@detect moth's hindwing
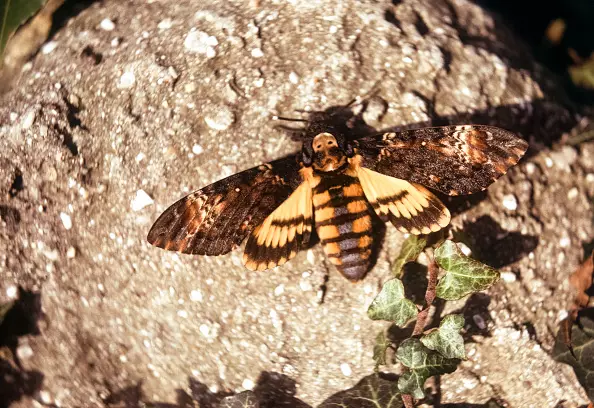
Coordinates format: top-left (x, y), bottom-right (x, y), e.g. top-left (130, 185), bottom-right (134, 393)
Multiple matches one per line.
top-left (147, 155), bottom-right (302, 256)
top-left (243, 179), bottom-right (313, 271)
top-left (357, 166), bottom-right (450, 235)
top-left (357, 125), bottom-right (528, 196)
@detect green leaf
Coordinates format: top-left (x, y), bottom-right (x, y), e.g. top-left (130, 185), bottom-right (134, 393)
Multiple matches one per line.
top-left (434, 240), bottom-right (500, 300)
top-left (396, 338), bottom-right (459, 399)
top-left (552, 313), bottom-right (594, 401)
top-left (367, 279), bottom-right (418, 326)
top-left (218, 391), bottom-right (259, 408)
top-left (373, 330), bottom-right (391, 367)
top-left (318, 373), bottom-right (402, 407)
top-left (0, 300), bottom-right (14, 325)
top-left (421, 314), bottom-right (466, 359)
top-left (0, 0), bottom-right (48, 59)
top-left (392, 235), bottom-right (427, 278)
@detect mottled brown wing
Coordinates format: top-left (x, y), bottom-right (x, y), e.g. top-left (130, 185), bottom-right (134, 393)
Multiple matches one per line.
top-left (356, 125), bottom-right (528, 195)
top-left (147, 155), bottom-right (303, 256)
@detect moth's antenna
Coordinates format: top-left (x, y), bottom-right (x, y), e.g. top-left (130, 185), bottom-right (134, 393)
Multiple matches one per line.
top-left (272, 115), bottom-right (309, 122)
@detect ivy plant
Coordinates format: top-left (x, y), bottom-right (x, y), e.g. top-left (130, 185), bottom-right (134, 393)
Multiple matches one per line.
top-left (368, 236), bottom-right (500, 407)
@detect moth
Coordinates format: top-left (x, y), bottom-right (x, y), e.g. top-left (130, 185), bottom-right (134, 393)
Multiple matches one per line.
top-left (147, 105), bottom-right (528, 281)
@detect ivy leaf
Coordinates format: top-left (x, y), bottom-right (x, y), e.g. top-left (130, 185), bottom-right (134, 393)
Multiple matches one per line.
top-left (552, 312), bottom-right (594, 402)
top-left (0, 0), bottom-right (48, 59)
top-left (367, 279), bottom-right (418, 326)
top-left (434, 240), bottom-right (500, 300)
top-left (318, 373), bottom-right (402, 407)
top-left (219, 391), bottom-right (259, 408)
top-left (421, 314), bottom-right (466, 359)
top-left (373, 330), bottom-right (391, 367)
top-left (396, 338), bottom-right (459, 399)
top-left (392, 235), bottom-right (427, 278)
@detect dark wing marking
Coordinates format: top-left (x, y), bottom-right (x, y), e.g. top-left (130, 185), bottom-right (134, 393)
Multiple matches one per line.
top-left (243, 179), bottom-right (313, 271)
top-left (147, 155), bottom-right (303, 256)
top-left (357, 166), bottom-right (450, 234)
top-left (356, 125), bottom-right (528, 195)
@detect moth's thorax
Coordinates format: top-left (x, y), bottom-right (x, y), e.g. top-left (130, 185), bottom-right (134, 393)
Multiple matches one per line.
top-left (311, 133), bottom-right (347, 172)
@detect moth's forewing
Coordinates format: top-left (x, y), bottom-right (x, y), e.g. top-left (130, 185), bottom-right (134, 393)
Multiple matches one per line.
top-left (356, 125), bottom-right (528, 196)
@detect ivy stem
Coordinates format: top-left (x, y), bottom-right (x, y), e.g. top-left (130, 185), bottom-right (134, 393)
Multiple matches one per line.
top-left (401, 259), bottom-right (439, 407)
top-left (412, 259), bottom-right (438, 336)
top-left (402, 394), bottom-right (415, 408)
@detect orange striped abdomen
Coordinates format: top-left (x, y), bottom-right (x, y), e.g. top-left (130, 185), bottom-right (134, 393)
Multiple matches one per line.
top-left (313, 174), bottom-right (373, 281)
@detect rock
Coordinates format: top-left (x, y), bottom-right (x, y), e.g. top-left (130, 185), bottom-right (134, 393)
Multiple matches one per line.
top-left (0, 0), bottom-right (588, 406)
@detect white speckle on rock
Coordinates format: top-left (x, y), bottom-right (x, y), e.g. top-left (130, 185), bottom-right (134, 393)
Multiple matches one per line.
top-left (118, 71), bottom-right (136, 88)
top-left (135, 152), bottom-right (145, 163)
top-left (567, 187), bottom-right (578, 199)
top-left (131, 189), bottom-right (154, 211)
top-left (472, 314), bottom-right (486, 330)
top-left (457, 242), bottom-right (472, 256)
top-left (41, 41), bottom-right (58, 54)
top-left (6, 286), bottom-right (17, 299)
top-left (274, 284), bottom-right (285, 296)
top-left (206, 47), bottom-right (216, 59)
top-left (253, 77), bottom-right (264, 87)
top-left (9, 112), bottom-right (18, 122)
top-left (403, 56), bottom-right (413, 63)
top-left (340, 363), bottom-right (352, 376)
top-left (192, 144), bottom-right (204, 155)
top-left (299, 280), bottom-right (312, 292)
top-left (40, 391), bottom-right (52, 405)
top-left (502, 194), bottom-right (518, 211)
top-left (66, 246), bottom-right (76, 259)
top-left (177, 310), bottom-right (188, 318)
top-left (558, 309), bottom-right (569, 322)
top-left (199, 324), bottom-right (211, 337)
top-left (204, 106), bottom-right (235, 131)
top-left (242, 378), bottom-right (255, 390)
top-left (306, 249), bottom-right (315, 264)
top-left (462, 377), bottom-right (478, 389)
top-left (184, 30), bottom-right (218, 58)
top-left (559, 236), bottom-right (570, 248)
top-left (100, 18), bottom-right (116, 31)
top-left (525, 162), bottom-right (536, 175)
top-left (544, 156), bottom-right (553, 168)
top-left (190, 290), bottom-right (203, 302)
top-left (43, 248), bottom-right (59, 261)
top-left (21, 109), bottom-right (36, 129)
top-left (500, 271), bottom-right (517, 283)
top-left (157, 18), bottom-right (173, 30)
top-left (329, 25), bottom-right (338, 34)
top-left (60, 212), bottom-right (72, 230)
top-left (289, 71), bottom-right (299, 84)
top-left (251, 48), bottom-right (264, 58)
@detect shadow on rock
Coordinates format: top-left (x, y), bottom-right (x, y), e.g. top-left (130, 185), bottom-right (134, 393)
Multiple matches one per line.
top-left (455, 293), bottom-right (494, 340)
top-left (441, 397), bottom-right (507, 407)
top-left (0, 287), bottom-right (44, 368)
top-left (0, 287), bottom-right (46, 408)
top-left (0, 358), bottom-right (45, 408)
top-left (455, 215), bottom-right (539, 269)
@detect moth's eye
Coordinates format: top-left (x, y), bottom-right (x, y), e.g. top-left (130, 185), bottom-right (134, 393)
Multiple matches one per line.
top-left (316, 144), bottom-right (322, 149)
top-left (327, 140), bottom-right (333, 145)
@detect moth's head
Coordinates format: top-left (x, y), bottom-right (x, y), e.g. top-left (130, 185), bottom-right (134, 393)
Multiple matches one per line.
top-left (302, 132), bottom-right (354, 172)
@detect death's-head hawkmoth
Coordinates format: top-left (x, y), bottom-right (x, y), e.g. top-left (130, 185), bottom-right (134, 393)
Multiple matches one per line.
top-left (147, 102), bottom-right (528, 281)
